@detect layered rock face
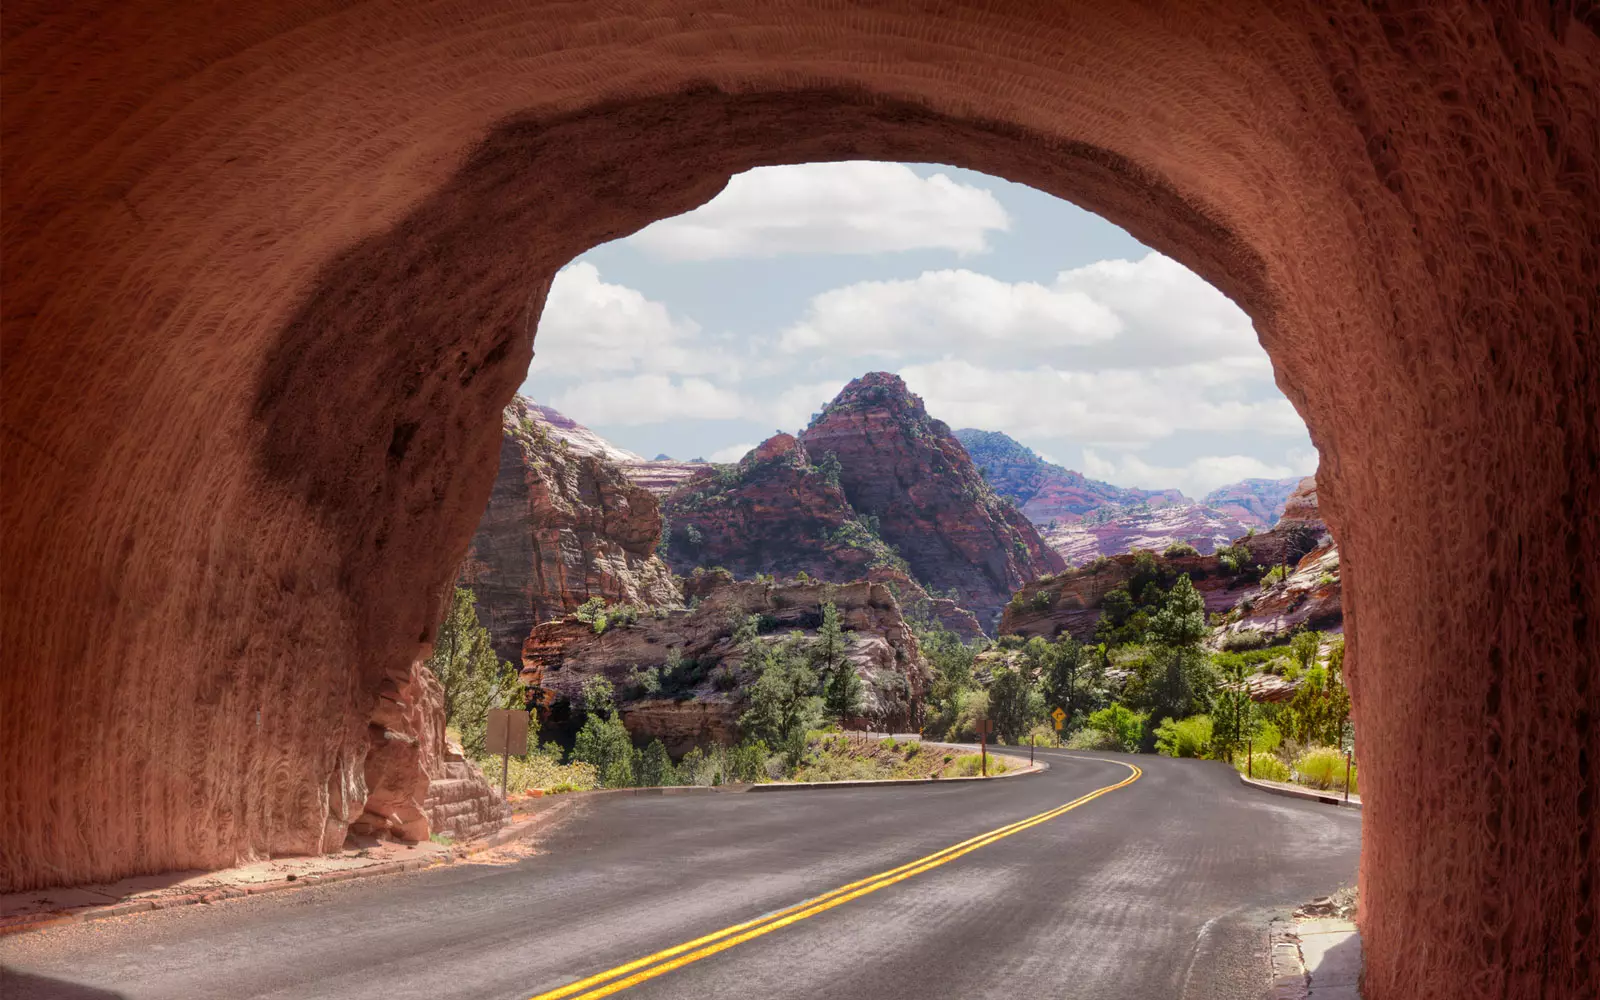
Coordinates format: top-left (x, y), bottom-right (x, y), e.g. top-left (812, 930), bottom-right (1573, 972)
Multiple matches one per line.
top-left (1217, 538), bottom-right (1344, 645)
top-left (522, 574), bottom-right (931, 752)
top-left (354, 660), bottom-right (507, 845)
top-left (5, 6), bottom-right (1596, 996)
top-left (1043, 502), bottom-right (1252, 566)
top-left (1203, 477), bottom-right (1303, 529)
top-left (1000, 551), bottom-right (1258, 641)
top-left (458, 397), bottom-right (679, 664)
top-left (1001, 479), bottom-right (1334, 642)
top-left (799, 375), bottom-right (1065, 625)
top-left (1239, 477), bottom-right (1327, 568)
top-left (659, 433), bottom-right (900, 583)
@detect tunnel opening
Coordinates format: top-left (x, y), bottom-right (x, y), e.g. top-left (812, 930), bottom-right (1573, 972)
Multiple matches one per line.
top-left (3, 5), bottom-right (1596, 997)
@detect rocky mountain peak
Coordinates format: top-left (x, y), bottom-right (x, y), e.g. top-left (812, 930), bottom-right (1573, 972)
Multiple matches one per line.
top-left (798, 374), bottom-right (1065, 626)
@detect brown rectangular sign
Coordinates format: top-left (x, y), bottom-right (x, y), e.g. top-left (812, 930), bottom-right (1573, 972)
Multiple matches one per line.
top-left (485, 708), bottom-right (530, 756)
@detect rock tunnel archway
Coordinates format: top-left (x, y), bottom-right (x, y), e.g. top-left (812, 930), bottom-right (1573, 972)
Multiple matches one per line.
top-left (2, 3), bottom-right (1595, 995)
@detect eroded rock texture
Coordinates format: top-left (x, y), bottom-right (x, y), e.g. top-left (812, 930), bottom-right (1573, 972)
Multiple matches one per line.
top-left (522, 574), bottom-right (930, 751)
top-left (459, 397), bottom-right (679, 664)
top-left (2, 3), bottom-right (1596, 994)
top-left (799, 374), bottom-right (1066, 625)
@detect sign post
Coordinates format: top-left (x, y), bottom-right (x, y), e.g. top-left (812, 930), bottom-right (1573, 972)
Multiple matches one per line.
top-left (976, 718), bottom-right (992, 776)
top-left (485, 708), bottom-right (530, 799)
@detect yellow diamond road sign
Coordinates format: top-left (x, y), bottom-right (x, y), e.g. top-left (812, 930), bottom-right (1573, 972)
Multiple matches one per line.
top-left (1051, 707), bottom-right (1067, 723)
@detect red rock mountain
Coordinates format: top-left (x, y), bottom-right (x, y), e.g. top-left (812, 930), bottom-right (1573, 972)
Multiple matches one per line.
top-left (798, 373), bottom-right (1065, 626)
top-left (1203, 477), bottom-right (1304, 528)
top-left (659, 432), bottom-right (903, 583)
top-left (457, 397), bottom-right (679, 665)
top-left (1043, 502), bottom-right (1252, 565)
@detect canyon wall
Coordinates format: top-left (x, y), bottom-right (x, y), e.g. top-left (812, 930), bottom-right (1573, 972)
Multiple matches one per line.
top-left (3, 4), bottom-right (1595, 995)
top-left (522, 575), bottom-right (931, 751)
top-left (459, 397), bottom-right (679, 664)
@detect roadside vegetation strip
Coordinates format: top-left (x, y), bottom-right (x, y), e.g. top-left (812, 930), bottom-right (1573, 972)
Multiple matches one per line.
top-left (527, 759), bottom-right (1142, 1000)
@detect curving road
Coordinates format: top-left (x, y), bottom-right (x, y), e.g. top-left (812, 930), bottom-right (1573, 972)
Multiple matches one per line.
top-left (1, 751), bottom-right (1360, 1000)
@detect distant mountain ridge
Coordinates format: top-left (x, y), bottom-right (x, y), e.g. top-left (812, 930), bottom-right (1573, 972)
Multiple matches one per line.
top-left (955, 427), bottom-right (1303, 564)
top-left (955, 429), bottom-right (1191, 522)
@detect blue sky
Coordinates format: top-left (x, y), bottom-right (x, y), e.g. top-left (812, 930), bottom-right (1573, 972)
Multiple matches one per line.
top-left (519, 162), bottom-right (1315, 500)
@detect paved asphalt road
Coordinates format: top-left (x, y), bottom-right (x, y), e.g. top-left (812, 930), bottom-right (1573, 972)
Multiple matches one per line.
top-left (2, 750), bottom-right (1360, 1000)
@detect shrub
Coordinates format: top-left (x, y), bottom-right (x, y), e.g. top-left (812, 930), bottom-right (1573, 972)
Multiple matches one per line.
top-left (1153, 715), bottom-right (1213, 758)
top-left (1260, 564), bottom-right (1289, 588)
top-left (572, 711), bottom-right (635, 788)
top-left (711, 664), bottom-right (740, 691)
top-left (1235, 752), bottom-right (1292, 782)
top-left (1064, 727), bottom-right (1121, 751)
top-left (627, 665), bottom-right (661, 698)
top-left (1218, 629), bottom-right (1267, 652)
top-left (1317, 573), bottom-right (1336, 587)
top-left (1085, 703), bottom-right (1147, 752)
top-left (477, 749), bottom-right (599, 795)
top-left (947, 753), bottom-right (1010, 777)
top-left (1295, 746), bottom-right (1357, 791)
top-left (1031, 590), bottom-right (1055, 611)
top-left (1164, 541), bottom-right (1200, 559)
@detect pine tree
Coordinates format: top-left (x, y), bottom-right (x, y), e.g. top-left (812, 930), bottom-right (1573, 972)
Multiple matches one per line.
top-left (813, 602), bottom-right (862, 724)
top-left (425, 587), bottom-right (520, 758)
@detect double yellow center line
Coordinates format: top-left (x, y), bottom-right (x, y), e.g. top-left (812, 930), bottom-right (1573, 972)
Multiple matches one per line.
top-left (529, 758), bottom-right (1141, 1000)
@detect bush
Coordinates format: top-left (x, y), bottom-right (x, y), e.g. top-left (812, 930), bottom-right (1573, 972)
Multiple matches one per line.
top-left (477, 749), bottom-right (599, 795)
top-left (1085, 703), bottom-right (1146, 752)
top-left (1218, 629), bottom-right (1267, 652)
top-left (1260, 565), bottom-right (1289, 589)
top-left (1064, 727), bottom-right (1121, 751)
top-left (947, 753), bottom-right (1010, 777)
top-left (1031, 590), bottom-right (1055, 611)
top-left (1164, 541), bottom-right (1200, 559)
top-left (1153, 715), bottom-right (1213, 758)
top-left (1235, 752), bottom-right (1291, 782)
top-left (1295, 746), bottom-right (1357, 791)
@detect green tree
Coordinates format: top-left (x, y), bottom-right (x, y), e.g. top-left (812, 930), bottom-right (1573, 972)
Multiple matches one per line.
top-left (580, 676), bottom-right (616, 717)
top-left (1290, 629), bottom-right (1322, 671)
top-left (1210, 651), bottom-right (1256, 761)
top-left (813, 602), bottom-right (863, 723)
top-left (1139, 574), bottom-right (1214, 748)
top-left (987, 665), bottom-right (1039, 743)
top-left (572, 710), bottom-right (635, 787)
top-left (426, 587), bottom-right (520, 758)
top-left (635, 739), bottom-right (674, 787)
top-left (1033, 635), bottom-right (1103, 731)
top-left (740, 633), bottom-right (821, 769)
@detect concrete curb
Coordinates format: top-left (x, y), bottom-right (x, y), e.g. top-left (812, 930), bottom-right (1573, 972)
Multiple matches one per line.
top-left (1238, 773), bottom-right (1362, 810)
top-left (0, 751), bottom-right (1043, 937)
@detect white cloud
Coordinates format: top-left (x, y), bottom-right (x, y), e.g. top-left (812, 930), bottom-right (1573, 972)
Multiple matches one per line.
top-left (708, 442), bottom-right (758, 463)
top-left (898, 359), bottom-right (1305, 448)
top-left (780, 269), bottom-right (1120, 356)
top-left (549, 375), bottom-right (751, 426)
top-left (531, 263), bottom-right (715, 377)
top-left (1080, 449), bottom-right (1315, 501)
top-left (627, 162), bottom-right (1009, 261)
top-left (769, 379), bottom-right (850, 430)
top-left (777, 252), bottom-right (1260, 369)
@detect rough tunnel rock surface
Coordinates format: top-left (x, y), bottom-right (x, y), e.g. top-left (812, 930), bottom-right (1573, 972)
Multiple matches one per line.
top-left (2, 3), bottom-right (1596, 996)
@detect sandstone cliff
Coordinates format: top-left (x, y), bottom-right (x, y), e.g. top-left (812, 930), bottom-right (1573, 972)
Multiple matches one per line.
top-left (1215, 537), bottom-right (1344, 645)
top-left (522, 574), bottom-right (930, 753)
top-left (1203, 477), bottom-right (1303, 528)
top-left (1041, 502), bottom-right (1252, 566)
top-left (1000, 476), bottom-right (1337, 643)
top-left (350, 659), bottom-right (508, 845)
top-left (659, 433), bottom-right (903, 583)
top-left (799, 374), bottom-right (1065, 626)
top-left (458, 397), bottom-right (680, 665)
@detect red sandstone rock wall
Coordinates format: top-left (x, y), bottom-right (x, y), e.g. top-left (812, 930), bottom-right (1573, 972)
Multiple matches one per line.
top-left (2, 4), bottom-right (1595, 994)
top-left (522, 576), bottom-right (931, 751)
top-left (459, 397), bottom-right (679, 664)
